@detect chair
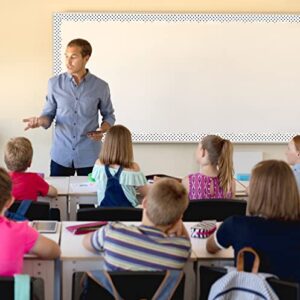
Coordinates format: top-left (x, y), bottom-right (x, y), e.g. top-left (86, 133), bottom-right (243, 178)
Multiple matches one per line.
top-left (0, 276), bottom-right (44, 300)
top-left (183, 198), bottom-right (247, 221)
top-left (72, 271), bottom-right (185, 300)
top-left (199, 265), bottom-right (300, 300)
top-left (8, 201), bottom-right (60, 221)
top-left (77, 207), bottom-right (143, 221)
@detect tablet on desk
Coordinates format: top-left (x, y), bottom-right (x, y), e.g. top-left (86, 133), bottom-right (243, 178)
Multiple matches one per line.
top-left (32, 221), bottom-right (58, 233)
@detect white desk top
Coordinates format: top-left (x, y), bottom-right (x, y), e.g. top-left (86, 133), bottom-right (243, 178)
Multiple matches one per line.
top-left (46, 176), bottom-right (70, 195)
top-left (68, 176), bottom-right (97, 195)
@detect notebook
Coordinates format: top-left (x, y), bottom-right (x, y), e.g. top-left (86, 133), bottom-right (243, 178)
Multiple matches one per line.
top-left (32, 221), bottom-right (58, 233)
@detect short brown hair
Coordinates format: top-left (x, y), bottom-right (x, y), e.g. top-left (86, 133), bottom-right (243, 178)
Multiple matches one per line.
top-left (99, 125), bottom-right (134, 168)
top-left (293, 135), bottom-right (300, 151)
top-left (67, 38), bottom-right (92, 57)
top-left (146, 178), bottom-right (189, 226)
top-left (247, 160), bottom-right (300, 220)
top-left (4, 137), bottom-right (33, 172)
top-left (201, 135), bottom-right (234, 194)
top-left (0, 167), bottom-right (12, 211)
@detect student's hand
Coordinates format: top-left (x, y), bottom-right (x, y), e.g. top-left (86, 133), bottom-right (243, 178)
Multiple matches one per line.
top-left (167, 220), bottom-right (187, 237)
top-left (23, 117), bottom-right (41, 130)
top-left (87, 129), bottom-right (104, 141)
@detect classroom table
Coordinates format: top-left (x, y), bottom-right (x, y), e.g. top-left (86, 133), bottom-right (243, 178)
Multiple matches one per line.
top-left (23, 222), bottom-right (62, 300)
top-left (60, 221), bottom-right (197, 300)
top-left (38, 176), bottom-right (70, 221)
top-left (235, 180), bottom-right (249, 199)
top-left (68, 176), bottom-right (97, 221)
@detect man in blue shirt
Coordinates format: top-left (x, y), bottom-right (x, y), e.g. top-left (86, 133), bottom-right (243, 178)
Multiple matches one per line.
top-left (23, 39), bottom-right (115, 176)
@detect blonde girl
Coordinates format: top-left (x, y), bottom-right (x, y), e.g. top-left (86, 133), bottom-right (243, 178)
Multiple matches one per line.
top-left (92, 125), bottom-right (148, 207)
top-left (182, 135), bottom-right (235, 199)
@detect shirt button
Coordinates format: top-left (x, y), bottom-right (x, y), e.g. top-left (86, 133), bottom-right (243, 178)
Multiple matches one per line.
top-left (74, 123), bottom-right (76, 125)
top-left (76, 98), bottom-right (79, 100)
top-left (73, 136), bottom-right (75, 138)
top-left (73, 148), bottom-right (75, 150)
top-left (75, 111), bottom-right (77, 114)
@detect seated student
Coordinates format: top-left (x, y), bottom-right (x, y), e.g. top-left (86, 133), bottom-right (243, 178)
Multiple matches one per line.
top-left (91, 125), bottom-right (148, 207)
top-left (182, 135), bottom-right (235, 199)
top-left (83, 178), bottom-right (191, 270)
top-left (0, 167), bottom-right (60, 276)
top-left (285, 135), bottom-right (300, 190)
top-left (207, 160), bottom-right (300, 284)
top-left (4, 137), bottom-right (57, 201)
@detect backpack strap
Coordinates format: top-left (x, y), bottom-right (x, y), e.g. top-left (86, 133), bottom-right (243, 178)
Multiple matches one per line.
top-left (6, 200), bottom-right (32, 221)
top-left (237, 247), bottom-right (260, 273)
top-left (87, 270), bottom-right (122, 300)
top-left (152, 270), bottom-right (184, 300)
top-left (14, 274), bottom-right (30, 300)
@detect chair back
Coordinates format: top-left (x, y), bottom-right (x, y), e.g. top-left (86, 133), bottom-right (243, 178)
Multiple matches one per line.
top-left (73, 271), bottom-right (185, 300)
top-left (183, 198), bottom-right (247, 221)
top-left (199, 265), bottom-right (300, 300)
top-left (77, 207), bottom-right (143, 221)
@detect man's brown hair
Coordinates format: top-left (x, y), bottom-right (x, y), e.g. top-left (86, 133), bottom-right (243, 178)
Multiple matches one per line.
top-left (146, 178), bottom-right (189, 226)
top-left (67, 38), bottom-right (92, 57)
top-left (247, 160), bottom-right (300, 220)
top-left (4, 137), bottom-right (33, 172)
top-left (0, 167), bottom-right (12, 212)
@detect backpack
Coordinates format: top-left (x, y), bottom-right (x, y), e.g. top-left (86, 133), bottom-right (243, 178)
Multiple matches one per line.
top-left (208, 247), bottom-right (279, 300)
top-left (5, 200), bottom-right (32, 221)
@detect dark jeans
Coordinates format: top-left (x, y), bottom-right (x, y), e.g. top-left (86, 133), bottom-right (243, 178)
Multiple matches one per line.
top-left (50, 160), bottom-right (93, 177)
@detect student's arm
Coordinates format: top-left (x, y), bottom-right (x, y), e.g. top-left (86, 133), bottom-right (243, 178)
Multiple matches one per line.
top-left (181, 176), bottom-right (190, 193)
top-left (167, 219), bottom-right (190, 239)
top-left (82, 233), bottom-right (96, 253)
top-left (83, 227), bottom-right (106, 253)
top-left (131, 162), bottom-right (149, 197)
top-left (23, 116), bottom-right (51, 131)
top-left (206, 234), bottom-right (222, 254)
top-left (29, 235), bottom-right (61, 259)
top-left (47, 185), bottom-right (58, 197)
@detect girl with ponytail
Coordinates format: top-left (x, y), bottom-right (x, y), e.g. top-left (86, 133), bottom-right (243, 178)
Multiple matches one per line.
top-left (182, 135), bottom-right (235, 199)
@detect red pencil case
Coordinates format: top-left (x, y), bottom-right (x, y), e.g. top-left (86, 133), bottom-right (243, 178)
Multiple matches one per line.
top-left (66, 221), bottom-right (108, 235)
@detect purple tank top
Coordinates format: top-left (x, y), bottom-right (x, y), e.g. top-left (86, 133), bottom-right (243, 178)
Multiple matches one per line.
top-left (188, 172), bottom-right (232, 200)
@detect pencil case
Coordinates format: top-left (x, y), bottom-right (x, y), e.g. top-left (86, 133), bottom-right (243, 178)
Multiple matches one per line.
top-left (190, 220), bottom-right (217, 239)
top-left (66, 221), bottom-right (107, 235)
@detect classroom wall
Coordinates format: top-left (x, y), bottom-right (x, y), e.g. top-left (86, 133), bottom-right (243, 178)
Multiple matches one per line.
top-left (0, 0), bottom-right (298, 176)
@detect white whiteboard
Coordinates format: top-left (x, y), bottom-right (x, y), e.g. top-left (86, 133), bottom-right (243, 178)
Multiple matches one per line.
top-left (53, 13), bottom-right (300, 143)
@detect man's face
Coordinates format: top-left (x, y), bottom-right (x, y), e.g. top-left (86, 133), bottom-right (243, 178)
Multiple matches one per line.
top-left (65, 46), bottom-right (89, 75)
top-left (285, 140), bottom-right (300, 166)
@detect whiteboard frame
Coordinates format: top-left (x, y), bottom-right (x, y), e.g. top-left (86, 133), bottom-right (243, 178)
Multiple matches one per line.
top-left (53, 12), bottom-right (300, 143)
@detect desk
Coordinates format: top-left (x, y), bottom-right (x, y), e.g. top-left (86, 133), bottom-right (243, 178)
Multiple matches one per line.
top-left (235, 180), bottom-right (249, 199)
top-left (60, 221), bottom-right (197, 300)
top-left (24, 223), bottom-right (61, 300)
top-left (38, 177), bottom-right (70, 221)
top-left (68, 177), bottom-right (97, 221)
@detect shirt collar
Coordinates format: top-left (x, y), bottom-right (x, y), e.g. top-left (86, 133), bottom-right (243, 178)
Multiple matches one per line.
top-left (67, 69), bottom-right (91, 82)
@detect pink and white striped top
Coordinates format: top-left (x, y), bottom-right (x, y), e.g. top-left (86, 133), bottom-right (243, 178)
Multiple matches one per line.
top-left (188, 172), bottom-right (232, 200)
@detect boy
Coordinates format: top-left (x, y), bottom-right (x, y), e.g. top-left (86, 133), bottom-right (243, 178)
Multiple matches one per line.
top-left (0, 167), bottom-right (60, 276)
top-left (83, 178), bottom-right (191, 270)
top-left (4, 137), bottom-right (57, 201)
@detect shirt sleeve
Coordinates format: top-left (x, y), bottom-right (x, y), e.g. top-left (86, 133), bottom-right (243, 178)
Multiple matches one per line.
top-left (98, 83), bottom-right (115, 126)
top-left (34, 174), bottom-right (50, 197)
top-left (91, 225), bottom-right (107, 252)
top-left (23, 222), bottom-right (40, 253)
top-left (215, 216), bottom-right (235, 249)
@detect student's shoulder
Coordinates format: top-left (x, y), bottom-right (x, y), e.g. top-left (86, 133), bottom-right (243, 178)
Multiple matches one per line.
top-left (128, 162), bottom-right (141, 172)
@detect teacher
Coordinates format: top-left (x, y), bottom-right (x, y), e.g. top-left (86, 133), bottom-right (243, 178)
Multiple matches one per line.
top-left (23, 38), bottom-right (115, 176)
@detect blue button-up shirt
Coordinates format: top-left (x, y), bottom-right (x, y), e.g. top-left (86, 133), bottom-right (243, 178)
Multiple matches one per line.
top-left (41, 71), bottom-right (115, 168)
top-left (293, 163), bottom-right (300, 191)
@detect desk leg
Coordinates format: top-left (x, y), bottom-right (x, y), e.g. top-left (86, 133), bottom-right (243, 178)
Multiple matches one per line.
top-left (38, 196), bottom-right (68, 221)
top-left (23, 260), bottom-right (55, 300)
top-left (62, 259), bottom-right (105, 300)
top-left (68, 196), bottom-right (98, 221)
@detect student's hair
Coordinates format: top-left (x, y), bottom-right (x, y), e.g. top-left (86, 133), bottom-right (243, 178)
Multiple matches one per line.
top-left (67, 38), bottom-right (92, 57)
top-left (0, 167), bottom-right (12, 212)
top-left (201, 135), bottom-right (234, 194)
top-left (292, 135), bottom-right (300, 151)
top-left (146, 178), bottom-right (189, 226)
top-left (99, 125), bottom-right (134, 168)
top-left (4, 137), bottom-right (33, 172)
top-left (247, 160), bottom-right (300, 221)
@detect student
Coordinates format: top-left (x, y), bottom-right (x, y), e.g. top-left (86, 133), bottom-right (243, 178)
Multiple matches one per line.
top-left (4, 137), bottom-right (57, 201)
top-left (0, 167), bottom-right (60, 276)
top-left (207, 160), bottom-right (300, 283)
top-left (182, 135), bottom-right (235, 199)
top-left (91, 125), bottom-right (148, 207)
top-left (83, 178), bottom-right (191, 270)
top-left (285, 135), bottom-right (300, 189)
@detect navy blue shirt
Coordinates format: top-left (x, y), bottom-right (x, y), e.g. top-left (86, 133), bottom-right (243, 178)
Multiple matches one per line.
top-left (41, 71), bottom-right (115, 168)
top-left (215, 215), bottom-right (300, 283)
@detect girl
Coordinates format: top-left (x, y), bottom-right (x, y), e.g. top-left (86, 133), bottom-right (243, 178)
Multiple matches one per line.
top-left (0, 167), bottom-right (60, 276)
top-left (92, 125), bottom-right (148, 207)
top-left (182, 135), bottom-right (235, 199)
top-left (285, 135), bottom-right (300, 190)
top-left (207, 160), bottom-right (300, 283)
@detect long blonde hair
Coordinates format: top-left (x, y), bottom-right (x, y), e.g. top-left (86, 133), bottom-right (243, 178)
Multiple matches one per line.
top-left (201, 135), bottom-right (234, 194)
top-left (99, 125), bottom-right (134, 168)
top-left (247, 160), bottom-right (300, 221)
